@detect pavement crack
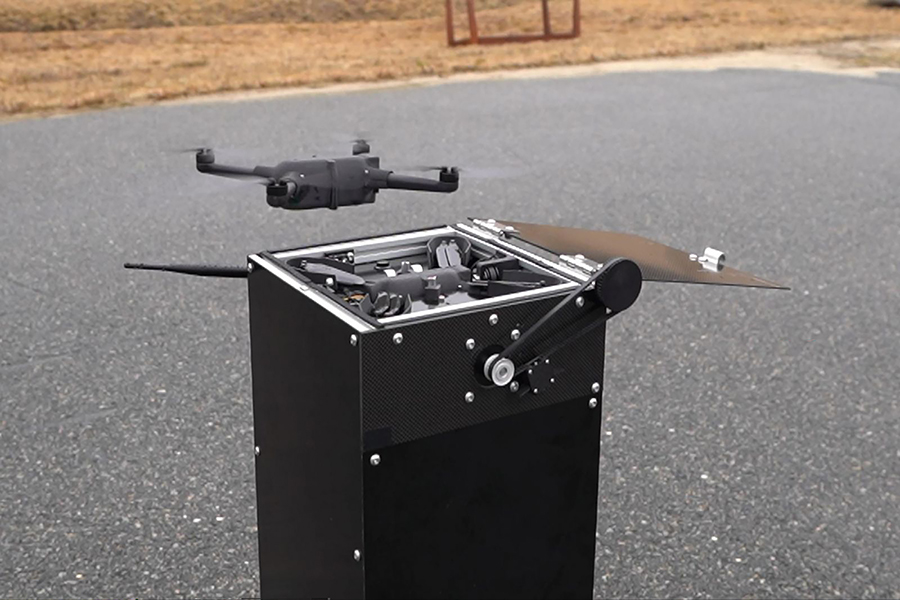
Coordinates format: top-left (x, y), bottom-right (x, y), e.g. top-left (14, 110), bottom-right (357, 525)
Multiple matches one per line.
top-left (47, 408), bottom-right (119, 429)
top-left (0, 273), bottom-right (48, 297)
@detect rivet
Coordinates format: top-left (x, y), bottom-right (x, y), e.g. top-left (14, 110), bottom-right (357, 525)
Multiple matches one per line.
top-left (510, 329), bottom-right (521, 341)
top-left (575, 296), bottom-right (585, 308)
top-left (533, 388), bottom-right (539, 395)
top-left (465, 391), bottom-right (475, 403)
top-left (353, 549), bottom-right (361, 561)
top-left (509, 381), bottom-right (520, 393)
top-left (589, 398), bottom-right (598, 409)
top-left (466, 338), bottom-right (476, 350)
top-left (591, 382), bottom-right (600, 393)
top-left (550, 377), bottom-right (555, 384)
top-left (545, 358), bottom-right (550, 365)
top-left (393, 333), bottom-right (403, 345)
top-left (247, 263), bottom-right (254, 273)
top-left (489, 314), bottom-right (499, 326)
top-left (370, 454), bottom-right (381, 466)
top-left (326, 277), bottom-right (335, 287)
top-left (349, 334), bottom-right (358, 346)
top-left (254, 446), bottom-right (260, 456)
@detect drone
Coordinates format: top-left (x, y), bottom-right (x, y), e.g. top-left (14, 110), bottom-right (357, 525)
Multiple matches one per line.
top-left (190, 141), bottom-right (458, 210)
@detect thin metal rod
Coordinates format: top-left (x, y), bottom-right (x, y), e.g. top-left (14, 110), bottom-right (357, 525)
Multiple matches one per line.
top-left (542, 0), bottom-right (552, 36)
top-left (466, 0), bottom-right (479, 44)
top-left (573, 0), bottom-right (581, 37)
top-left (445, 0), bottom-right (456, 46)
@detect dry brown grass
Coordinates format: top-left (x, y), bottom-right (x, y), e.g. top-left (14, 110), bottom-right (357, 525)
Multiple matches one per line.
top-left (0, 0), bottom-right (527, 32)
top-left (2, 0), bottom-right (900, 117)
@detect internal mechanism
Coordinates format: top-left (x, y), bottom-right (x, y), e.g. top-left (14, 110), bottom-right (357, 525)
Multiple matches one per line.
top-left (282, 234), bottom-right (565, 319)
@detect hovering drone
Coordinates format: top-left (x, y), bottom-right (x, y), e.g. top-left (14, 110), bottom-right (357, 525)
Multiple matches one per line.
top-left (191, 141), bottom-right (458, 211)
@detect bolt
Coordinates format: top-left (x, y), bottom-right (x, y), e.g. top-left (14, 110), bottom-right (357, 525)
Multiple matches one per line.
top-left (465, 391), bottom-right (475, 403)
top-left (370, 454), bottom-right (381, 466)
top-left (591, 382), bottom-right (600, 393)
top-left (393, 333), bottom-right (403, 345)
top-left (349, 334), bottom-right (358, 346)
top-left (550, 377), bottom-right (555, 384)
top-left (489, 314), bottom-right (499, 326)
top-left (545, 358), bottom-right (550, 365)
top-left (589, 398), bottom-right (598, 409)
top-left (466, 338), bottom-right (476, 351)
top-left (575, 296), bottom-right (585, 308)
top-left (254, 446), bottom-right (260, 456)
top-left (533, 388), bottom-right (539, 395)
top-left (509, 381), bottom-right (520, 393)
top-left (247, 263), bottom-right (254, 273)
top-left (353, 549), bottom-right (361, 562)
top-left (510, 329), bottom-right (521, 341)
top-left (326, 277), bottom-right (335, 287)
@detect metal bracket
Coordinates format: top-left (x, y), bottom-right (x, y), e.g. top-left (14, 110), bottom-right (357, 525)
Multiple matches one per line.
top-left (689, 247), bottom-right (726, 272)
top-left (471, 218), bottom-right (518, 238)
top-left (559, 254), bottom-right (599, 274)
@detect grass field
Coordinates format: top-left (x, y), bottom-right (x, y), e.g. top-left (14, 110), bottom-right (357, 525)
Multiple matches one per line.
top-left (2, 0), bottom-right (900, 117)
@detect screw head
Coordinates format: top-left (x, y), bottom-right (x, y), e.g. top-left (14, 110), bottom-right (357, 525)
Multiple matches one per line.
top-left (510, 329), bottom-right (521, 341)
top-left (370, 454), bottom-right (381, 466)
top-left (353, 549), bottom-right (361, 562)
top-left (254, 446), bottom-right (260, 456)
top-left (591, 382), bottom-right (601, 393)
top-left (589, 398), bottom-right (598, 409)
top-left (489, 314), bottom-right (499, 326)
top-left (349, 334), bottom-right (358, 346)
top-left (465, 391), bottom-right (475, 403)
top-left (575, 296), bottom-right (585, 308)
top-left (466, 338), bottom-right (476, 351)
top-left (509, 381), bottom-right (520, 393)
top-left (393, 333), bottom-right (403, 345)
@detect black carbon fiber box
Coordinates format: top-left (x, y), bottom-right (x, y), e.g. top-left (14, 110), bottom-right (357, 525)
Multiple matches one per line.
top-left (247, 225), bottom-right (605, 600)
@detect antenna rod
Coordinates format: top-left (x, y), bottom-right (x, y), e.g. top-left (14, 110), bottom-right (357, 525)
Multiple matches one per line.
top-left (124, 263), bottom-right (249, 278)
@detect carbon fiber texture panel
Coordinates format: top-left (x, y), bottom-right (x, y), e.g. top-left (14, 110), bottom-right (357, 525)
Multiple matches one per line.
top-left (360, 293), bottom-right (606, 448)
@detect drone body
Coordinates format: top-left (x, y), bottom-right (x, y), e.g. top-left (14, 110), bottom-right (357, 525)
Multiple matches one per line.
top-left (193, 145), bottom-right (458, 210)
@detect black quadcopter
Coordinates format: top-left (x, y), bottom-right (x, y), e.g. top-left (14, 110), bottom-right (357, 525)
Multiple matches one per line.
top-left (193, 141), bottom-right (458, 211)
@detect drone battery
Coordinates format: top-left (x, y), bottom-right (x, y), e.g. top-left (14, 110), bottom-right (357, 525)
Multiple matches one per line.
top-left (247, 223), bottom-right (606, 600)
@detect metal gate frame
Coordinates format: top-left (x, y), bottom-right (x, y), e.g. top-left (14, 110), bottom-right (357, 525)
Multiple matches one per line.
top-left (445, 0), bottom-right (581, 46)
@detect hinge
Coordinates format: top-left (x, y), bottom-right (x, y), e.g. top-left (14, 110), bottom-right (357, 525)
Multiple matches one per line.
top-left (559, 253), bottom-right (599, 274)
top-left (471, 218), bottom-right (518, 238)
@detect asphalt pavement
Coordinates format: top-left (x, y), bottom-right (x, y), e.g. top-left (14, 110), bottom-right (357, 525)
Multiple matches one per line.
top-left (1, 67), bottom-right (899, 599)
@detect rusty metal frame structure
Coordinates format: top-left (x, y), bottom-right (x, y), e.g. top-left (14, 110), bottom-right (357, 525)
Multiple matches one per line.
top-left (445, 0), bottom-right (581, 46)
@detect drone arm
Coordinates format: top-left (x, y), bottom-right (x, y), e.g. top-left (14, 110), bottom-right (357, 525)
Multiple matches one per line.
top-left (196, 162), bottom-right (276, 181)
top-left (194, 149), bottom-right (276, 181)
top-left (378, 168), bottom-right (459, 193)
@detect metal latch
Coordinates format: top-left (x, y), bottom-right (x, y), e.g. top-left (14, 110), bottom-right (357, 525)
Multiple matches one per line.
top-left (690, 248), bottom-right (726, 272)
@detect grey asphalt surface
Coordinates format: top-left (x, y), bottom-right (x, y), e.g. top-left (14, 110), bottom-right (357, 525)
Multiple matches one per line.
top-left (1, 67), bottom-right (899, 599)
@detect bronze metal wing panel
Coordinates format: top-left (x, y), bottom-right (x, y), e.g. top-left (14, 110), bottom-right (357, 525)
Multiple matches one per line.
top-left (495, 220), bottom-right (787, 290)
